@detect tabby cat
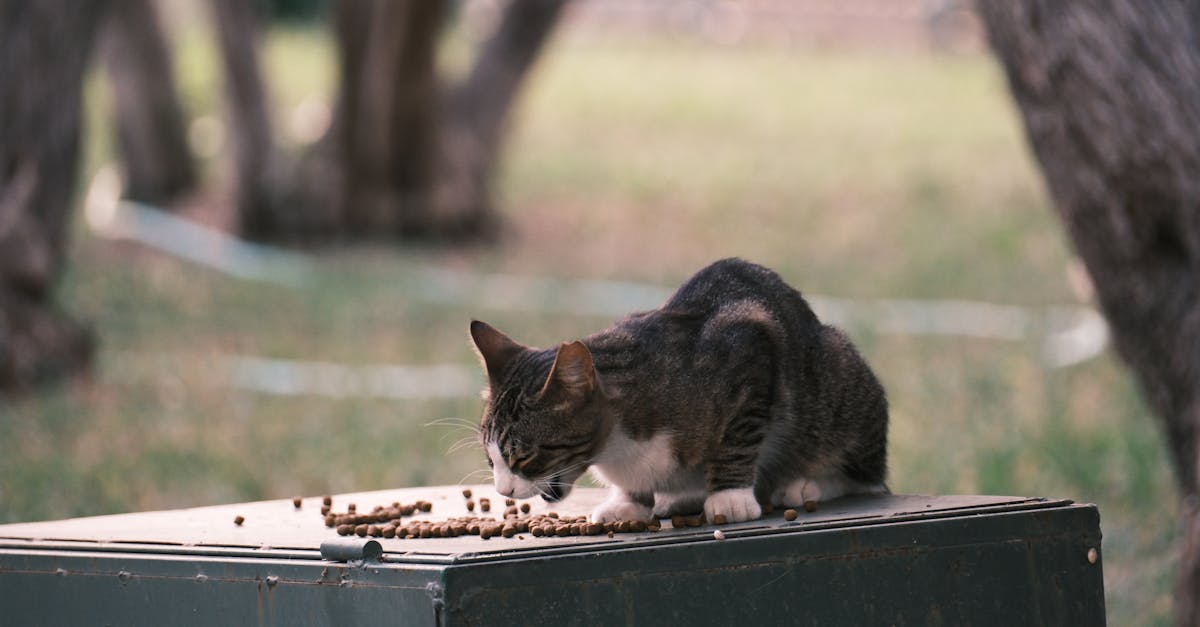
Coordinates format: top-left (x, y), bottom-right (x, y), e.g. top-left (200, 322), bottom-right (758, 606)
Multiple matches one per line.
top-left (470, 258), bottom-right (889, 523)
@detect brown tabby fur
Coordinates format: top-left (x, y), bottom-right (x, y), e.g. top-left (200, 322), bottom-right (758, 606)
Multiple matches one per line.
top-left (471, 258), bottom-right (888, 520)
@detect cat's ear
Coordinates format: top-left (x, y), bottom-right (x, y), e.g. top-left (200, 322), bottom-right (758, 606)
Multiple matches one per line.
top-left (541, 340), bottom-right (597, 401)
top-left (470, 320), bottom-right (525, 385)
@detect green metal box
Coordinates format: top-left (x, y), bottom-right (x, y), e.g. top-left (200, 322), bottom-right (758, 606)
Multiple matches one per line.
top-left (0, 486), bottom-right (1105, 625)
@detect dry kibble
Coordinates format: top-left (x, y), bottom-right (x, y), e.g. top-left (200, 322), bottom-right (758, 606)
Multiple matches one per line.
top-left (713, 514), bottom-right (728, 525)
top-left (803, 500), bottom-right (818, 513)
top-left (320, 505), bottom-right (331, 516)
top-left (368, 525), bottom-right (382, 537)
top-left (233, 515), bottom-right (245, 526)
top-left (629, 520), bottom-right (646, 532)
top-left (670, 515), bottom-right (686, 529)
top-left (504, 506), bottom-right (519, 517)
top-left (480, 499), bottom-right (491, 512)
top-left (322, 495), bottom-right (333, 506)
top-left (324, 515), bottom-right (336, 528)
top-left (355, 524), bottom-right (369, 537)
top-left (520, 503), bottom-right (531, 514)
top-left (547, 512), bottom-right (559, 519)
top-left (784, 509), bottom-right (799, 521)
top-left (347, 503), bottom-right (357, 513)
top-left (292, 496), bottom-right (303, 509)
top-left (466, 500), bottom-right (475, 512)
top-left (607, 530), bottom-right (615, 538)
top-left (336, 524), bottom-right (353, 536)
top-left (685, 516), bottom-right (703, 528)
top-left (505, 498), bottom-right (516, 507)
top-left (382, 526), bottom-right (396, 539)
top-left (462, 488), bottom-right (473, 499)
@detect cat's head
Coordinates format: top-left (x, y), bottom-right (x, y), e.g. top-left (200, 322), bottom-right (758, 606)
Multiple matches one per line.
top-left (469, 320), bottom-right (606, 502)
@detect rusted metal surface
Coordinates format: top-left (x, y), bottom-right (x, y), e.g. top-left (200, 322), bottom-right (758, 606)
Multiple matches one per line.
top-left (0, 488), bottom-right (1105, 625)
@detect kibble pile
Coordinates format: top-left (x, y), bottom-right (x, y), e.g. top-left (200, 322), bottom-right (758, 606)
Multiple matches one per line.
top-left (310, 489), bottom-right (814, 540)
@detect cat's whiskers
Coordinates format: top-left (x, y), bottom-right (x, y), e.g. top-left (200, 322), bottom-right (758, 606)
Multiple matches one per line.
top-left (446, 436), bottom-right (482, 454)
top-left (455, 468), bottom-right (494, 486)
top-left (423, 417), bottom-right (481, 435)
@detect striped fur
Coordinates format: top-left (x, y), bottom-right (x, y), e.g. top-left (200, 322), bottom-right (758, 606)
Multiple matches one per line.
top-left (471, 258), bottom-right (889, 522)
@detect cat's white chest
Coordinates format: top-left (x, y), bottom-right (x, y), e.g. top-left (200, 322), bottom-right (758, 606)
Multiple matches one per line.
top-left (590, 429), bottom-right (679, 495)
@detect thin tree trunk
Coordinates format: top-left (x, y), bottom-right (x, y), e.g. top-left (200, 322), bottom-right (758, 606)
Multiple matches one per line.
top-left (434, 0), bottom-right (569, 235)
top-left (332, 0), bottom-right (444, 237)
top-left (978, 3), bottom-right (1200, 624)
top-left (211, 0), bottom-right (278, 238)
top-left (0, 1), bottom-right (103, 390)
top-left (102, 0), bottom-right (197, 205)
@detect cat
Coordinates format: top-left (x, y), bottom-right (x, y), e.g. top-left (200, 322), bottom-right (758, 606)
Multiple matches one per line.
top-left (470, 258), bottom-right (889, 524)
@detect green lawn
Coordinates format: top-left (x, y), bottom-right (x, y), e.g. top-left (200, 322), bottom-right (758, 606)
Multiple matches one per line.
top-left (1, 21), bottom-right (1177, 625)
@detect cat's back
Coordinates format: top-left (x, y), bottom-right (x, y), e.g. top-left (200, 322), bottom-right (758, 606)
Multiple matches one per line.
top-left (664, 259), bottom-right (819, 330)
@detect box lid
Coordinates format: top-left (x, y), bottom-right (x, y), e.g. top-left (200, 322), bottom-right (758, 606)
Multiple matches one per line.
top-left (0, 486), bottom-right (1068, 565)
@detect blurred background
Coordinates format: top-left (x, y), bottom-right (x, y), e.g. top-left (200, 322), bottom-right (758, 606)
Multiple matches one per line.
top-left (0, 1), bottom-right (1175, 623)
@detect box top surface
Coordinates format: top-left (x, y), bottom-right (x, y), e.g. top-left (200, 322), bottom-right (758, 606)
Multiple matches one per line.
top-left (0, 486), bottom-right (1068, 564)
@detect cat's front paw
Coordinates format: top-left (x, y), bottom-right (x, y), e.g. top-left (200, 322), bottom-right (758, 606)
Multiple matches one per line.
top-left (704, 487), bottom-right (762, 523)
top-left (591, 498), bottom-right (653, 523)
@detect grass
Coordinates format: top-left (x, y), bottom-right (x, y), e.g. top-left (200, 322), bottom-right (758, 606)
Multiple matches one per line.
top-left (1, 19), bottom-right (1178, 626)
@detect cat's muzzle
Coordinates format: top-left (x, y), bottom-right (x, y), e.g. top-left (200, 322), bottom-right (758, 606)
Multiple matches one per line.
top-left (541, 474), bottom-right (571, 502)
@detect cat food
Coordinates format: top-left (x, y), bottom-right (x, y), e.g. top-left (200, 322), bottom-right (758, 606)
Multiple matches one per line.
top-left (292, 496), bottom-right (303, 509)
top-left (466, 500), bottom-right (475, 512)
top-left (784, 509), bottom-right (799, 521)
top-left (479, 498), bottom-right (491, 512)
top-left (320, 505), bottom-right (331, 516)
top-left (462, 488), bottom-right (473, 499)
top-left (347, 503), bottom-right (357, 513)
top-left (804, 500), bottom-right (818, 513)
top-left (233, 515), bottom-right (245, 526)
top-left (712, 514), bottom-right (728, 525)
top-left (320, 500), bottom-right (661, 541)
top-left (504, 498), bottom-right (516, 507)
top-left (322, 495), bottom-right (332, 506)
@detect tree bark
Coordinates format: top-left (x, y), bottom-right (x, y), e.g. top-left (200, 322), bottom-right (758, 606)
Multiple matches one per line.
top-left (978, 2), bottom-right (1200, 624)
top-left (0, 1), bottom-right (102, 390)
top-left (433, 0), bottom-right (569, 235)
top-left (331, 0), bottom-right (445, 237)
top-left (211, 0), bottom-right (280, 239)
top-left (102, 0), bottom-right (197, 205)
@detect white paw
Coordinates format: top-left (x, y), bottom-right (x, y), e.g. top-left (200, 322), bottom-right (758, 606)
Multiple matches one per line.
top-left (591, 498), bottom-right (652, 523)
top-left (653, 491), bottom-right (705, 518)
top-left (781, 477), bottom-right (822, 507)
top-left (704, 487), bottom-right (762, 523)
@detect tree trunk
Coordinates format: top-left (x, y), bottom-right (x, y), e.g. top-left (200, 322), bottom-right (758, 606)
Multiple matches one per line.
top-left (978, 2), bottom-right (1200, 624)
top-left (433, 0), bottom-right (569, 236)
top-left (102, 0), bottom-right (197, 205)
top-left (0, 1), bottom-right (102, 390)
top-left (331, 0), bottom-right (445, 237)
top-left (210, 0), bottom-right (279, 238)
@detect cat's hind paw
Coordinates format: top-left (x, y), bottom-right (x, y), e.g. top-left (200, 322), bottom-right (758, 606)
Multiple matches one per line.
top-left (704, 487), bottom-right (762, 523)
top-left (653, 491), bottom-right (705, 518)
top-left (591, 498), bottom-right (653, 524)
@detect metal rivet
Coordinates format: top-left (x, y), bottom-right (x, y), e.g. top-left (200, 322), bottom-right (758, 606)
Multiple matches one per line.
top-left (117, 571), bottom-right (132, 581)
top-left (713, 529), bottom-right (726, 541)
top-left (55, 568), bottom-right (67, 577)
top-left (195, 574), bottom-right (209, 583)
top-left (266, 575), bottom-right (279, 587)
top-left (1087, 548), bottom-right (1098, 564)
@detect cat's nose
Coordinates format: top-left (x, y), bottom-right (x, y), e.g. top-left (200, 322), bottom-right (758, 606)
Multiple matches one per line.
top-left (497, 485), bottom-right (515, 497)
